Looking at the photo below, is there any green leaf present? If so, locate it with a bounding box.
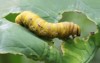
[0,19,62,63]
[0,0,20,18]
[5,0,97,38]
[18,0,100,23]
[90,23,100,47]
[0,19,49,60]
[60,11,97,37]
[1,0,100,63]
[61,37,97,63]
[4,13,19,22]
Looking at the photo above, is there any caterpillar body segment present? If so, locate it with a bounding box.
[15,11,81,38]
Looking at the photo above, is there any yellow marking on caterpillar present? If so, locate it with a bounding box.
[15,11,81,38]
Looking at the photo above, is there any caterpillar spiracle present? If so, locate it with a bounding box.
[15,11,81,38]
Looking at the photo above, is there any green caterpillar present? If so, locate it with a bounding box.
[15,11,81,38]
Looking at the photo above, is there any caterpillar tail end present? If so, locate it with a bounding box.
[77,25,81,36]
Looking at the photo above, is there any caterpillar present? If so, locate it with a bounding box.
[15,11,80,38]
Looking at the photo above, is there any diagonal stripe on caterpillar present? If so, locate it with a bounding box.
[15,11,81,38]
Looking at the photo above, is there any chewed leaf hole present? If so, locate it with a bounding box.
[4,13,19,22]
[59,11,97,38]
